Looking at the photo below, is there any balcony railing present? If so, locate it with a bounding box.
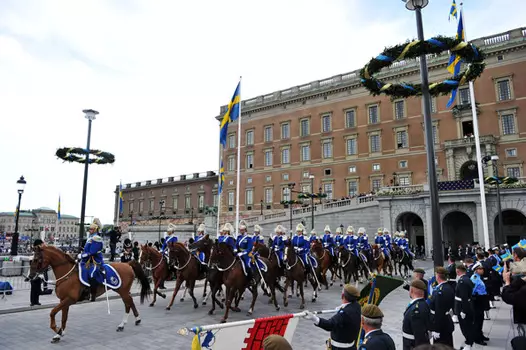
[444,135,497,149]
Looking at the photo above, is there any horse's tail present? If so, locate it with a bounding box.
[129,260,152,304]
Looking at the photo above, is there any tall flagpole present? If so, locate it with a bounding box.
[235,76,242,236]
[459,2,490,248]
[216,147,223,239]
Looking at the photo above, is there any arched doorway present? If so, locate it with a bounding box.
[442,211,474,247]
[396,212,425,249]
[460,160,478,180]
[494,210,526,246]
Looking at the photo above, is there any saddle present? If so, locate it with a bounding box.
[79,263,122,290]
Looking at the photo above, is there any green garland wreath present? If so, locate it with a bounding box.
[360,35,485,99]
[56,147,115,164]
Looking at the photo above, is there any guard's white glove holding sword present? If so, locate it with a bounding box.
[431,331,441,340]
[460,312,466,319]
[303,311,320,325]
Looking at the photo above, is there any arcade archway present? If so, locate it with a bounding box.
[395,212,425,248]
[442,211,474,246]
[494,210,526,245]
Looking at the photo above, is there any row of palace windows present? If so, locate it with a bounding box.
[126,195,215,214]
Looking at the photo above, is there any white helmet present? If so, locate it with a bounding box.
[296,223,305,233]
[347,226,354,234]
[400,231,406,237]
[274,225,283,234]
[358,227,366,235]
[336,226,343,234]
[239,220,247,230]
[377,228,383,235]
[383,228,390,234]
[310,229,317,235]
[197,223,206,232]
[167,223,177,234]
[254,224,262,233]
[324,225,331,233]
[90,218,102,231]
[222,222,234,233]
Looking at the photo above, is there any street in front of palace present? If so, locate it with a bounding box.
[0,260,515,349]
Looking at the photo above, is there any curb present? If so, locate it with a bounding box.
[0,282,205,315]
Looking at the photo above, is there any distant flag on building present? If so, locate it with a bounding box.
[119,182,124,215]
[218,160,225,195]
[219,82,241,147]
[446,10,465,108]
[448,0,458,21]
[57,196,61,221]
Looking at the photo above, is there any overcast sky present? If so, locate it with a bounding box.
[1,0,524,224]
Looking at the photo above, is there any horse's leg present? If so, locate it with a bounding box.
[221,288,235,323]
[49,298,72,343]
[116,300,131,332]
[202,278,209,305]
[247,283,258,316]
[180,285,188,302]
[166,278,184,310]
[202,277,208,298]
[270,282,280,311]
[289,280,294,298]
[188,279,198,309]
[283,278,290,307]
[299,279,305,309]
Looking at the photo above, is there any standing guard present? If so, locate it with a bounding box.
[455,264,475,350]
[471,262,490,345]
[428,266,455,347]
[272,225,287,267]
[304,285,362,350]
[359,304,396,350]
[81,218,105,302]
[402,280,431,350]
[322,225,335,256]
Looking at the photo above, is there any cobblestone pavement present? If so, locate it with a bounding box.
[0,260,516,349]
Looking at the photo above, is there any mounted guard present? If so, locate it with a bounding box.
[357,227,371,264]
[322,225,335,256]
[80,218,105,301]
[161,223,178,263]
[374,228,391,259]
[397,231,415,258]
[334,226,344,248]
[218,223,236,250]
[309,229,318,244]
[292,223,318,272]
[194,223,205,242]
[271,225,287,267]
[252,224,265,245]
[193,223,207,264]
[343,226,359,256]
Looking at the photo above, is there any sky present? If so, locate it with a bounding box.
[1,0,524,224]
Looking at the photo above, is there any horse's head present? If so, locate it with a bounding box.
[209,241,233,267]
[168,242,188,261]
[139,244,155,265]
[283,243,295,264]
[28,245,73,279]
[189,234,211,252]
[28,245,49,279]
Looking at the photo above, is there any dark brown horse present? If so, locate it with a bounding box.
[28,245,151,343]
[189,235,225,314]
[252,241,283,311]
[139,244,173,307]
[283,241,318,309]
[209,241,259,323]
[310,240,337,289]
[391,244,414,278]
[371,244,393,276]
[337,245,362,284]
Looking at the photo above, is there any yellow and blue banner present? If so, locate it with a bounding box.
[446,10,465,108]
[219,82,241,147]
[218,160,225,195]
[512,239,526,251]
[492,265,503,274]
[119,182,124,214]
[57,196,61,221]
[448,0,457,21]
[500,251,512,262]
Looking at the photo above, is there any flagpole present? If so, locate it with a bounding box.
[216,147,223,239]
[235,76,242,236]
[459,2,490,249]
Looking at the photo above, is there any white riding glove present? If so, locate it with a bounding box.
[460,312,466,319]
[431,331,441,340]
[303,311,320,325]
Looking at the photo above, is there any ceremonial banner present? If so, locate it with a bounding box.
[358,275,404,306]
[182,310,334,350]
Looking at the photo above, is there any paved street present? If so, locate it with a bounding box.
[0,260,517,349]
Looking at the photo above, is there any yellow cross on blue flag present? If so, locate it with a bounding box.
[449,0,458,21]
[57,195,61,221]
[446,10,465,108]
[219,82,241,147]
[119,182,124,214]
[218,160,225,194]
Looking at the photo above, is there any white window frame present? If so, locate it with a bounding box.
[264,149,273,166]
[264,125,273,142]
[372,163,381,171]
[281,147,290,164]
[264,188,273,204]
[345,108,356,128]
[301,143,311,162]
[321,114,332,133]
[349,165,357,173]
[246,129,254,145]
[394,100,405,120]
[322,139,333,159]
[368,104,380,124]
[300,118,310,136]
[281,122,290,139]
[245,189,254,206]
[246,153,254,169]
[228,133,236,149]
[228,191,235,206]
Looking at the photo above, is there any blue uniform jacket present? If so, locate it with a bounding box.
[218,235,237,252]
[161,235,178,252]
[82,233,104,265]
[358,235,370,250]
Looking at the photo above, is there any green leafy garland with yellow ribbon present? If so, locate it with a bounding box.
[56,147,115,164]
[360,35,485,99]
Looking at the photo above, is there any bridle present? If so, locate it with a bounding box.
[142,247,164,271]
[30,248,77,285]
[172,246,193,270]
[284,245,298,270]
[211,244,237,272]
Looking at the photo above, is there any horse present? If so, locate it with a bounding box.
[138,244,173,307]
[391,244,414,278]
[371,244,393,276]
[337,246,361,284]
[189,235,225,315]
[165,241,207,310]
[282,241,318,309]
[310,240,338,289]
[28,245,151,343]
[252,241,283,311]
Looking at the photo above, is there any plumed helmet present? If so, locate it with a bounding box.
[254,224,262,233]
[197,223,206,232]
[358,227,366,234]
[377,228,383,234]
[222,222,234,233]
[239,220,247,230]
[310,229,317,235]
[90,218,102,231]
[274,225,283,234]
[347,226,354,234]
[296,223,305,232]
[400,231,406,237]
[383,228,390,234]
[394,231,400,237]
[336,226,343,234]
[167,223,177,233]
[324,225,331,232]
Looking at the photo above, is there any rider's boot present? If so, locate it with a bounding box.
[90,279,98,302]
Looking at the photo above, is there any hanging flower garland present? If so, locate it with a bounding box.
[360,35,485,99]
[56,147,115,164]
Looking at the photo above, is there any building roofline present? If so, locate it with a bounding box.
[215,26,526,119]
[119,170,218,191]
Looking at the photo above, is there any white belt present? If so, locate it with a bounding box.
[402,332,415,340]
[455,296,462,301]
[330,340,355,348]
[430,310,449,315]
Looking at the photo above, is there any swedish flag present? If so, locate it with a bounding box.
[448,0,458,21]
[218,160,225,194]
[446,11,465,108]
[219,82,241,147]
[119,182,124,214]
[57,196,61,221]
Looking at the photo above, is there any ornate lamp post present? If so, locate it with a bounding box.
[405,0,443,266]
[11,176,27,256]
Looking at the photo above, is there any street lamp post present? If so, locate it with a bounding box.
[491,156,504,244]
[287,183,295,237]
[309,175,315,231]
[11,176,27,256]
[405,0,443,266]
[78,109,99,249]
[260,199,264,216]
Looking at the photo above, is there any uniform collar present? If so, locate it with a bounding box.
[409,297,424,306]
[364,329,381,338]
[336,302,349,311]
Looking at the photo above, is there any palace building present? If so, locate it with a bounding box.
[216,27,526,222]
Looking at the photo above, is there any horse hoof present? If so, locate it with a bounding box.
[194,304,199,309]
[208,310,214,315]
[220,319,227,324]
[165,307,171,311]
[284,302,289,307]
[116,326,124,332]
[312,298,316,303]
[241,297,244,301]
[233,307,241,313]
[276,306,280,311]
[161,294,166,299]
[202,302,207,306]
[135,319,141,326]
[149,303,154,307]
[300,304,305,309]
[219,303,224,309]
[180,298,184,302]
[246,312,252,316]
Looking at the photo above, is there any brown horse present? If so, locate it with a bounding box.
[28,245,151,343]
[138,244,173,307]
[209,241,259,323]
[338,246,363,284]
[283,241,318,309]
[310,240,337,289]
[165,241,206,310]
[252,241,283,311]
[371,244,393,276]
[189,235,225,314]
